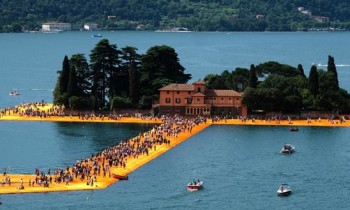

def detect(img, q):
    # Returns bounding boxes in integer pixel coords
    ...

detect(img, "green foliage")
[53,39,192,111]
[237,58,350,113]
[110,96,132,110]
[327,55,339,90]
[69,96,95,110]
[255,61,300,78]
[308,65,319,96]
[70,54,91,96]
[248,64,258,88]
[2,0,350,32]
[242,87,283,111]
[90,39,122,109]
[141,45,191,97]
[139,95,153,109]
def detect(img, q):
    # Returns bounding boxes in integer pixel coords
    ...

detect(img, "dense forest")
[1,0,350,32]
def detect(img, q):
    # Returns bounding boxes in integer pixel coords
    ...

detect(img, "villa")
[154,80,247,116]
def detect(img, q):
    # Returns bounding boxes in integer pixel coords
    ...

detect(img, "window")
[187,98,192,104]
[197,98,200,104]
[165,98,171,103]
[175,98,181,103]
[177,91,180,94]
[221,97,224,104]
[197,87,201,92]
[167,91,169,94]
[188,91,191,94]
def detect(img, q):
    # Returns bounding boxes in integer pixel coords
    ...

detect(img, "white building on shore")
[42,22,71,32]
[84,23,99,31]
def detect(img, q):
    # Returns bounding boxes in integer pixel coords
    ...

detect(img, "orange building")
[154,80,247,116]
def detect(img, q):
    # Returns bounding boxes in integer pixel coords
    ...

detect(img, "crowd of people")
[1,115,206,190]
[0,101,65,118]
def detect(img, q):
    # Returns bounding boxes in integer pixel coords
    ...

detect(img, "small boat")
[187,180,203,191]
[277,184,292,196]
[290,127,299,132]
[92,33,102,37]
[9,91,20,96]
[281,144,295,154]
[112,173,128,180]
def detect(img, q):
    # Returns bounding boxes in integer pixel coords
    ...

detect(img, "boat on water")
[187,180,203,191]
[9,90,20,96]
[112,173,128,180]
[281,144,295,154]
[290,127,299,132]
[92,33,102,37]
[277,184,292,196]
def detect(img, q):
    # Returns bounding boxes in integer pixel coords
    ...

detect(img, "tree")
[67,67,78,98]
[60,55,70,94]
[297,64,306,77]
[140,45,191,97]
[53,55,71,106]
[327,55,339,90]
[121,46,141,106]
[90,39,121,109]
[248,64,258,88]
[308,65,319,96]
[70,54,91,97]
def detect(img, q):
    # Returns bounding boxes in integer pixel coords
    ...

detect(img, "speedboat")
[281,144,295,154]
[290,127,299,132]
[187,180,203,191]
[92,33,102,37]
[9,91,20,96]
[277,184,292,196]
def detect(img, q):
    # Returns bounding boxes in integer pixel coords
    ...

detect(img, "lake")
[1,31,350,108]
[1,31,350,209]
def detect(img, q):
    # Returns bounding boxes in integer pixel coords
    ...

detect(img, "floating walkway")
[1,103,350,194]
[0,117,210,194]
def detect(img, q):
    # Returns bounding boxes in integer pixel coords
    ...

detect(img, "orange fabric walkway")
[0,118,210,194]
[1,103,350,194]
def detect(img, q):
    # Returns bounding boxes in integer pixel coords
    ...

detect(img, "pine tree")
[121,46,141,107]
[297,64,306,77]
[308,65,319,96]
[67,67,78,98]
[60,55,70,94]
[90,39,121,109]
[327,55,339,90]
[248,64,258,88]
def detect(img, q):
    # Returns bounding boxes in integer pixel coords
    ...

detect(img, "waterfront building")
[41,22,71,32]
[84,23,98,31]
[154,80,247,116]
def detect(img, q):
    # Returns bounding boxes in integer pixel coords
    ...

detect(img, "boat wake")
[316,64,350,67]
[30,88,54,92]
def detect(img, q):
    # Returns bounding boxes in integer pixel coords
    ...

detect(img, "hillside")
[1,0,350,32]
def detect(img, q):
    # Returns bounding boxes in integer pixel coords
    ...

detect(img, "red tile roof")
[205,89,242,97]
[192,80,206,85]
[159,83,194,91]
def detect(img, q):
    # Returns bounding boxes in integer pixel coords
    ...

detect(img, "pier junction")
[1,103,349,194]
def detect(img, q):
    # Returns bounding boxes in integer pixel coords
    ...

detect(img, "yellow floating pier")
[0,117,211,194]
[1,103,350,194]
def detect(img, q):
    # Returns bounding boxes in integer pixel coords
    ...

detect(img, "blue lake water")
[1,31,350,108]
[1,31,350,209]
[1,124,350,209]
